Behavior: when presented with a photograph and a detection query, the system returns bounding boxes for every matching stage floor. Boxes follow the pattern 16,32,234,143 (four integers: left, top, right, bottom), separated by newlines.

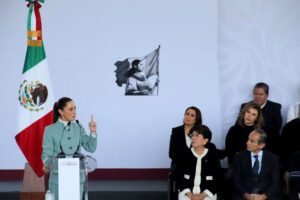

0,180,168,192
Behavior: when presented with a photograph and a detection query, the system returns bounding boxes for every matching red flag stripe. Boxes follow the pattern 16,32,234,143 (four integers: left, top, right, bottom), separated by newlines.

33,1,42,40
15,111,53,177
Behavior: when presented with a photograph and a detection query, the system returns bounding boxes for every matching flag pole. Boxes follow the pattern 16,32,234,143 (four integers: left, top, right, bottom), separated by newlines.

157,45,160,95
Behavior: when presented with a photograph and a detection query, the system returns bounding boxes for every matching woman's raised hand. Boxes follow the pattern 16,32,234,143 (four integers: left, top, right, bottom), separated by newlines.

88,115,97,134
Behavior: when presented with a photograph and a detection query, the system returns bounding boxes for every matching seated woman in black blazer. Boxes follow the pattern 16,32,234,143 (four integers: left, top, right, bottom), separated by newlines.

225,102,264,166
178,125,222,200
169,106,202,174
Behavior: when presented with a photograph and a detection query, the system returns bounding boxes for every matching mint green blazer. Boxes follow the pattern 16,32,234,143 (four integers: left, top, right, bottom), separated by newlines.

42,120,97,184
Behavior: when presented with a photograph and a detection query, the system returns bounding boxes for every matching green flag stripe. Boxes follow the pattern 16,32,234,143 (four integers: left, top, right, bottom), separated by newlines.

23,43,46,74
23,3,46,74
27,3,34,31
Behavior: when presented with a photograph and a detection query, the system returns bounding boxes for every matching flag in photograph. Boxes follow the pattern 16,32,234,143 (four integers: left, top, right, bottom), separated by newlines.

114,46,160,95
15,0,54,177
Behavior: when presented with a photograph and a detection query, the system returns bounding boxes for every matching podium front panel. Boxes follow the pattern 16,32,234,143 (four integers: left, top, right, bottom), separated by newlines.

58,158,80,200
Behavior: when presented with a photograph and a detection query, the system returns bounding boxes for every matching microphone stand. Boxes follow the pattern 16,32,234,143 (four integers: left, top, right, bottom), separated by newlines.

75,120,89,200
73,120,83,159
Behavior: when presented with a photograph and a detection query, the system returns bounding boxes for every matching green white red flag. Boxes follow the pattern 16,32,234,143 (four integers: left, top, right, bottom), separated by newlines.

15,0,54,177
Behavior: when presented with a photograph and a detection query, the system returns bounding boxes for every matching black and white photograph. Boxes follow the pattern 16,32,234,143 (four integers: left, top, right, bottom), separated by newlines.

114,46,160,96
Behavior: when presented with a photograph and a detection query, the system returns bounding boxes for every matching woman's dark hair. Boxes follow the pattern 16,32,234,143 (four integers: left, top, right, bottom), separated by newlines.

184,106,202,125
189,124,212,148
53,97,73,123
237,102,264,128
127,59,141,77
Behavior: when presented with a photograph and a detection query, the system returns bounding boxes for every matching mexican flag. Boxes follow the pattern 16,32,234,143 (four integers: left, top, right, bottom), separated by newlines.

15,0,54,177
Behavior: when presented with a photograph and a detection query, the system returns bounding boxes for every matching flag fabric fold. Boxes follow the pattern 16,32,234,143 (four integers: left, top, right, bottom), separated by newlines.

114,59,130,86
15,1,54,177
144,47,160,79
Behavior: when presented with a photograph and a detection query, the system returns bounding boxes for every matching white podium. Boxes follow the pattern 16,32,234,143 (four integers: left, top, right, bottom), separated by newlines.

58,157,80,200
49,154,97,200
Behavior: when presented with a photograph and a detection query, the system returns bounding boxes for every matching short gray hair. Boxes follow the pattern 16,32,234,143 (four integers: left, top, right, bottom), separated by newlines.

252,128,267,145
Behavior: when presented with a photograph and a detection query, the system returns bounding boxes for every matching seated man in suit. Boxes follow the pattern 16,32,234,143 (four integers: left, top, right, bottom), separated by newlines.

241,82,282,154
232,128,280,200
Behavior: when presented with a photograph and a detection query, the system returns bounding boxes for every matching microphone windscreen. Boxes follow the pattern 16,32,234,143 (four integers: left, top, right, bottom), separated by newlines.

67,121,71,131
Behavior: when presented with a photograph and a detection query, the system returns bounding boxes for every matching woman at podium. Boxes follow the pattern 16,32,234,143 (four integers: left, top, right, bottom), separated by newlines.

42,97,97,200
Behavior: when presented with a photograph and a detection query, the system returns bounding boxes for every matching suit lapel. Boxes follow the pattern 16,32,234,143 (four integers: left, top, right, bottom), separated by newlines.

262,100,269,112
259,151,267,176
179,125,186,143
246,151,252,170
54,120,64,133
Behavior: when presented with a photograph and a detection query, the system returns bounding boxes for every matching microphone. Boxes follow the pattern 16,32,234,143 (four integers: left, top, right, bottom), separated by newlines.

66,122,70,131
57,121,71,158
73,120,83,159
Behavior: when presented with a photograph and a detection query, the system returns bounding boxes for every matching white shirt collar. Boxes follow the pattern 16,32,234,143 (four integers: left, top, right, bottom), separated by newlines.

59,118,69,127
260,100,267,109
191,147,208,159
185,134,191,148
250,150,263,173
251,150,263,158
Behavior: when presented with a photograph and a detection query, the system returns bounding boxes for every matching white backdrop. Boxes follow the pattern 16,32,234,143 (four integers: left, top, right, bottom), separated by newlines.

1,0,300,170
0,0,220,169
218,0,300,142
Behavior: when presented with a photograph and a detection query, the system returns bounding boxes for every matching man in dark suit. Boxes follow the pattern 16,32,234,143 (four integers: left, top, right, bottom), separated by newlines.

232,128,280,200
241,82,282,154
